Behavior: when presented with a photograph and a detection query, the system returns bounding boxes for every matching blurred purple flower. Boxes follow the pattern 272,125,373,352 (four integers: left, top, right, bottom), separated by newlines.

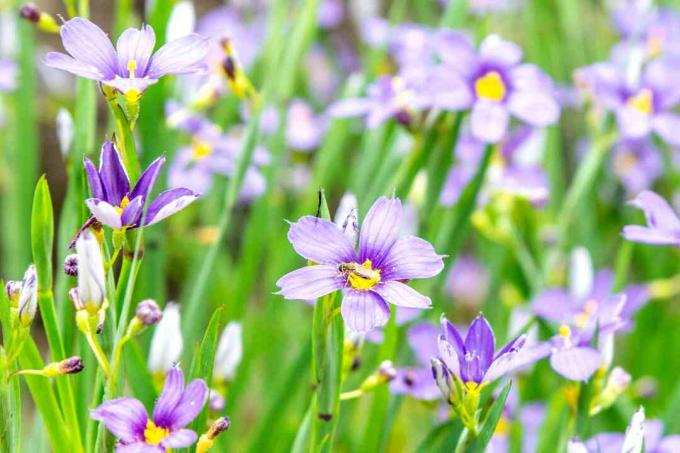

623,190,680,246
0,59,17,92
612,138,664,195
84,141,199,232
286,99,327,151
318,0,344,29
389,322,441,401
612,3,680,60
430,33,559,143
45,18,209,101
276,196,444,333
445,255,489,309
582,418,680,452
91,366,207,451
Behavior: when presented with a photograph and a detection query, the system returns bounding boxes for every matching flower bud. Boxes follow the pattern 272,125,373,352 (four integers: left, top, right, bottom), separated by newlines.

58,356,85,375
359,360,396,393
148,303,183,374
75,231,106,313
63,254,78,277
135,299,162,326
196,417,231,453
19,4,40,22
17,265,37,327
19,4,60,33
56,108,74,157
14,356,84,378
68,287,84,311
214,322,242,382
5,280,20,305
208,389,225,412
431,357,452,403
590,366,632,415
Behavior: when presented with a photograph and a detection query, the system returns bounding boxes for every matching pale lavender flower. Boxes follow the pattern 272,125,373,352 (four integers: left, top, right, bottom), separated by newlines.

612,138,664,195
430,33,559,143
91,366,207,451
623,190,680,246
276,196,444,333
45,18,209,101
0,59,17,92
389,323,441,401
286,99,327,152
445,255,489,309
318,0,344,29
612,3,680,60
83,141,199,232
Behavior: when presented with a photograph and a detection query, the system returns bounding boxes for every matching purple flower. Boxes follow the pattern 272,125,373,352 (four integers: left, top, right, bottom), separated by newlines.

389,323,441,401
430,33,560,143
0,59,17,92
612,4,680,60
623,190,680,246
84,140,199,231
91,366,207,451
45,18,209,101
436,314,527,387
612,138,664,195
584,418,680,453
276,196,444,333
318,0,344,29
286,99,327,152
445,255,489,309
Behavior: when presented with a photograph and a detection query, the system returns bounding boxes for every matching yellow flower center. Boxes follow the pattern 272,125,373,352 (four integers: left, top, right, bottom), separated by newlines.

627,88,654,115
113,196,131,216
127,59,137,79
558,324,572,338
574,299,598,328
341,259,381,291
192,140,213,160
475,71,506,102
391,76,414,108
647,35,663,58
125,88,142,105
144,420,169,446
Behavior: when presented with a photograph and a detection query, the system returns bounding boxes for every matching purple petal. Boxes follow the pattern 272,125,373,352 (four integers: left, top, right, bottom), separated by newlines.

479,35,522,67
372,281,432,309
116,25,156,77
508,90,560,127
91,397,147,443
121,196,144,227
341,289,390,333
659,436,680,452
550,346,601,381
628,190,680,229
509,64,554,92
358,196,402,267
116,444,163,453
440,316,465,360
464,315,496,379
130,156,166,200
438,334,461,379
653,112,680,146
99,141,130,205
287,216,357,265
622,225,680,245
531,289,575,322
483,335,527,382
276,265,344,300
161,429,198,448
407,323,440,365
144,188,199,226
328,98,374,118
85,199,123,230
147,34,210,78
166,379,208,429
426,67,473,110
59,18,117,79
153,366,185,427
435,30,476,73
84,158,105,199
616,107,652,139
380,236,444,281
470,100,509,143
44,52,105,80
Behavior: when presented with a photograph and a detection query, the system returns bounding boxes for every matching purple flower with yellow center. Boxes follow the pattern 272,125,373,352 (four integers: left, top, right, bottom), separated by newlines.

45,18,209,103
430,33,559,143
435,314,527,392
91,366,207,451
276,196,444,333
612,4,680,60
389,322,441,401
84,140,199,231
623,190,680,246
612,138,663,195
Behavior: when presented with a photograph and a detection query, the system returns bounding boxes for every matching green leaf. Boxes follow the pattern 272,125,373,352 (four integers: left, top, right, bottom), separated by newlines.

31,176,54,291
467,380,512,453
416,419,465,453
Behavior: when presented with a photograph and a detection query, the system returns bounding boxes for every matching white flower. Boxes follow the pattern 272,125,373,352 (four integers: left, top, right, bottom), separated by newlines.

622,407,645,453
213,322,243,381
148,303,183,373
166,1,195,42
75,231,106,312
17,265,37,326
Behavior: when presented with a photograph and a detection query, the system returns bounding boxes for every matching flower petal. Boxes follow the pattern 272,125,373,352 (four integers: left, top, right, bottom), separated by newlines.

287,216,357,265
144,188,199,226
341,289,390,333
621,225,680,245
103,76,159,95
275,265,344,300
99,140,130,205
470,100,509,144
161,429,197,448
358,196,403,267
372,281,432,308
166,379,208,429
435,30,476,72
479,35,522,67
116,443,164,453
91,397,147,443
653,112,680,146
440,315,465,360
152,366,185,427
483,335,527,382
84,157,105,199
463,315,495,378
86,199,123,230
380,236,444,281
407,322,440,365
550,346,601,381
438,334,461,379
59,18,117,79
628,190,680,229
116,25,156,76
507,90,560,127
147,34,210,78
616,106,651,139
328,98,374,118
121,196,144,227
44,52,105,80
130,156,166,200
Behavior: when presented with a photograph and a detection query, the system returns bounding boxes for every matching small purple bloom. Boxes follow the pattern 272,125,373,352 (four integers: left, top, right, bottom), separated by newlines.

430,33,560,143
84,140,199,231
285,99,327,152
276,196,444,333
45,18,209,100
612,138,664,195
318,0,344,29
389,323,441,401
91,366,207,451
0,59,17,92
436,314,527,386
623,190,680,246
445,255,489,309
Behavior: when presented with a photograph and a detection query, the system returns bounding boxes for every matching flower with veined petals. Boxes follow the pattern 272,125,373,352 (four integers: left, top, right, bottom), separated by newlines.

276,196,444,333
45,18,209,102
82,140,199,234
91,366,207,451
623,190,680,247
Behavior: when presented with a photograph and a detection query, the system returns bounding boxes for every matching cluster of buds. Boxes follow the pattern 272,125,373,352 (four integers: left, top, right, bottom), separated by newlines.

12,356,84,378
196,417,231,453
19,4,60,33
6,264,38,328
63,254,78,277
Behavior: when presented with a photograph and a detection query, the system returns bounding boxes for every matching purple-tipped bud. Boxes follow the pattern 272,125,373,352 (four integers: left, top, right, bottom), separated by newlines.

378,360,397,382
69,287,85,311
394,110,411,127
207,416,231,439
222,57,236,80
59,356,84,374
19,3,40,23
135,299,162,326
431,357,451,402
63,254,78,277
209,389,225,412
5,280,20,301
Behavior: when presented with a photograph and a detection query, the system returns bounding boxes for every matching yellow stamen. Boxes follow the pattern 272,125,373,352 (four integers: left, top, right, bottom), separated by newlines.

344,259,381,291
144,420,169,446
113,196,131,216
193,140,213,160
127,59,137,79
475,71,506,102
558,324,571,338
125,88,142,105
627,88,654,115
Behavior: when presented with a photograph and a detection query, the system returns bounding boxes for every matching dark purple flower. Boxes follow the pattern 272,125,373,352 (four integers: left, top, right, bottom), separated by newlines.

45,18,209,101
389,323,441,401
437,314,527,387
84,140,199,231
430,33,559,143
623,190,680,246
276,196,444,333
91,366,207,451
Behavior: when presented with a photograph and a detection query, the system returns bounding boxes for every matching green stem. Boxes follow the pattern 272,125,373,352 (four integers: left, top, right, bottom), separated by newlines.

84,332,111,378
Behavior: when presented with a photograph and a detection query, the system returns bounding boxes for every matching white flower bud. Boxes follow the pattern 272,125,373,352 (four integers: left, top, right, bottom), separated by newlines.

148,303,183,373
56,108,74,157
75,231,106,312
334,192,359,246
18,265,37,326
214,321,243,381
166,1,195,42
622,407,645,453
569,246,593,299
